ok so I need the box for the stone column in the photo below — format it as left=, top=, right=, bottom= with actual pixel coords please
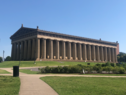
left=92, top=45, right=95, bottom=61
left=16, top=43, right=18, bottom=60
left=88, top=45, right=91, bottom=61
left=43, top=39, right=46, bottom=59
left=79, top=43, right=82, bottom=60
left=14, top=43, right=17, bottom=60
left=17, top=42, right=20, bottom=60
left=24, top=40, right=27, bottom=60
left=32, top=39, right=35, bottom=60
left=36, top=38, right=40, bottom=61
left=28, top=39, right=31, bottom=60
left=101, top=46, right=104, bottom=62
left=73, top=43, right=76, bottom=60
left=21, top=41, right=23, bottom=60
left=68, top=42, right=71, bottom=60
left=11, top=43, right=14, bottom=60
left=108, top=48, right=111, bottom=62
left=56, top=40, right=59, bottom=59
left=96, top=46, right=100, bottom=61
left=50, top=40, right=53, bottom=59
left=104, top=47, right=107, bottom=62
left=112, top=48, right=115, bottom=62
left=40, top=39, right=43, bottom=59
left=83, top=44, right=87, bottom=61
left=12, top=43, right=15, bottom=60
left=114, top=48, right=117, bottom=63
left=62, top=41, right=66, bottom=60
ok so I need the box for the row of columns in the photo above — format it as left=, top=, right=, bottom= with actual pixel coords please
left=11, top=38, right=117, bottom=62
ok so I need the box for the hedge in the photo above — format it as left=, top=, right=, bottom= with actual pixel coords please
left=39, top=62, right=126, bottom=74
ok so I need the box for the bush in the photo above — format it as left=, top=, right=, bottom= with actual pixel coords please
left=45, top=66, right=52, bottom=73
left=119, top=67, right=125, bottom=74
left=70, top=66, right=82, bottom=73
left=105, top=62, right=111, bottom=66
left=87, top=63, right=90, bottom=65
left=98, top=68, right=103, bottom=73
left=112, top=67, right=119, bottom=74
left=96, top=63, right=102, bottom=67
left=85, top=66, right=93, bottom=73
left=102, top=64, right=106, bottom=67
left=40, top=68, right=46, bottom=73
left=92, top=66, right=99, bottom=71
left=63, top=66, right=71, bottom=73
left=39, top=64, right=126, bottom=74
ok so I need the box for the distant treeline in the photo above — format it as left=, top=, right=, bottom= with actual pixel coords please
left=117, top=52, right=126, bottom=62
left=0, top=56, right=11, bottom=62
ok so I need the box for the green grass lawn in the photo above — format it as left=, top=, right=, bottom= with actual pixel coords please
left=19, top=69, right=40, bottom=74
left=0, top=61, right=100, bottom=68
left=0, top=69, right=11, bottom=74
left=41, top=76, right=126, bottom=95
left=0, top=76, right=20, bottom=95
left=39, top=73, right=126, bottom=76
left=82, top=73, right=126, bottom=76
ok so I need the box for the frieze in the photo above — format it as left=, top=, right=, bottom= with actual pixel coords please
left=10, top=27, right=117, bottom=46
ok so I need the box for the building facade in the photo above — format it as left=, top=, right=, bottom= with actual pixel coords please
left=10, top=25, right=119, bottom=62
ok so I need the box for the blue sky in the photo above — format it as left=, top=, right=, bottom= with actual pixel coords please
left=0, top=0, right=126, bottom=58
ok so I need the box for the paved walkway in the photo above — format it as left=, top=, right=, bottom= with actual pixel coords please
left=0, top=68, right=58, bottom=95
left=1, top=67, right=126, bottom=95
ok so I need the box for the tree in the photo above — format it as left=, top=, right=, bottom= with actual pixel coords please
left=117, top=52, right=126, bottom=62
left=5, top=56, right=11, bottom=61
left=0, top=57, right=2, bottom=62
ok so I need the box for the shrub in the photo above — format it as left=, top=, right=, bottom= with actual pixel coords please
left=96, top=63, right=102, bottom=67
left=87, top=63, right=90, bottom=65
left=70, top=66, right=82, bottom=73
left=93, top=66, right=99, bottom=71
left=39, top=64, right=126, bottom=74
left=40, top=68, right=46, bottom=73
left=63, top=66, right=71, bottom=73
left=102, top=64, right=106, bottom=67
left=77, top=64, right=83, bottom=67
left=119, top=67, right=125, bottom=74
left=105, top=62, right=111, bottom=66
left=112, top=67, right=119, bottom=74
left=85, top=66, right=93, bottom=73
left=98, top=68, right=103, bottom=73
left=52, top=66, right=62, bottom=73
left=45, top=66, right=52, bottom=73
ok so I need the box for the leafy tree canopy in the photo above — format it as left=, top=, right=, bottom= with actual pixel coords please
left=0, top=57, right=2, bottom=62
left=117, top=52, right=126, bottom=62
left=5, top=56, right=11, bottom=61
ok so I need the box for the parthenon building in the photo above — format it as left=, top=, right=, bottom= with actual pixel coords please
left=10, top=25, right=119, bottom=62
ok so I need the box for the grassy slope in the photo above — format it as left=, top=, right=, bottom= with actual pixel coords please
left=19, top=69, right=39, bottom=74
left=0, top=76, right=20, bottom=95
left=0, top=69, right=11, bottom=74
left=41, top=76, right=126, bottom=95
left=0, top=61, right=99, bottom=68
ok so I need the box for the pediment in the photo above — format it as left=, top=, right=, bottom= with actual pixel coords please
left=10, top=27, right=37, bottom=39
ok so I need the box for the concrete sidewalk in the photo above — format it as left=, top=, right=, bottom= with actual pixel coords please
left=19, top=76, right=58, bottom=95
left=0, top=68, right=58, bottom=95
